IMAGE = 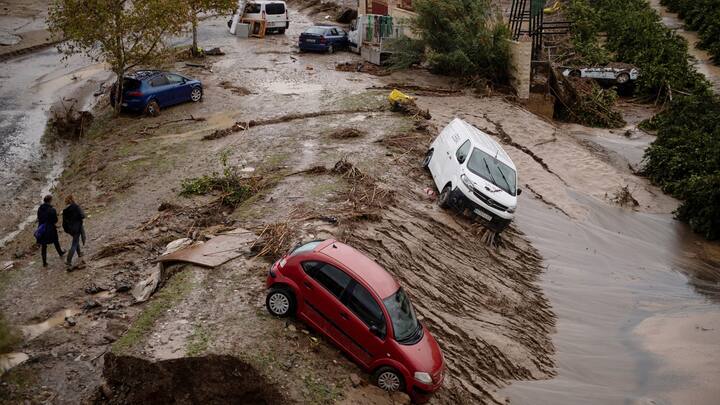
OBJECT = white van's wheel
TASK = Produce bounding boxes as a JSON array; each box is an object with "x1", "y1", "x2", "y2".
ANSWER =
[{"x1": 438, "y1": 185, "x2": 452, "y2": 209}]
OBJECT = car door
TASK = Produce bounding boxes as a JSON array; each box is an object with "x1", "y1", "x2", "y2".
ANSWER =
[
  {"x1": 166, "y1": 73, "x2": 189, "y2": 104},
  {"x1": 328, "y1": 28, "x2": 341, "y2": 46},
  {"x1": 338, "y1": 281, "x2": 388, "y2": 367},
  {"x1": 428, "y1": 127, "x2": 451, "y2": 189},
  {"x1": 148, "y1": 74, "x2": 173, "y2": 107},
  {"x1": 300, "y1": 261, "x2": 357, "y2": 353}
]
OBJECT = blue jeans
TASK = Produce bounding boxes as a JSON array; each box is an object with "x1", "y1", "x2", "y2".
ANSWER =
[{"x1": 66, "y1": 234, "x2": 83, "y2": 265}]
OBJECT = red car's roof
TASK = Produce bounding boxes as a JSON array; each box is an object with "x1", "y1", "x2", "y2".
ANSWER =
[{"x1": 317, "y1": 240, "x2": 400, "y2": 299}]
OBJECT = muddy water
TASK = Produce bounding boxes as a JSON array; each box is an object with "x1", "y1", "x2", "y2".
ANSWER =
[
  {"x1": 504, "y1": 194, "x2": 720, "y2": 404},
  {"x1": 648, "y1": 0, "x2": 720, "y2": 92},
  {"x1": 0, "y1": 47, "x2": 110, "y2": 247}
]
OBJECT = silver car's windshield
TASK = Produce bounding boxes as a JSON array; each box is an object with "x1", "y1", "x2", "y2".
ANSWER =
[{"x1": 467, "y1": 148, "x2": 517, "y2": 195}]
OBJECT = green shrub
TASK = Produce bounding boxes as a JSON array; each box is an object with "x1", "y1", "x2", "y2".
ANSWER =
[
  {"x1": 642, "y1": 92, "x2": 720, "y2": 239},
  {"x1": 661, "y1": 0, "x2": 720, "y2": 63},
  {"x1": 385, "y1": 36, "x2": 425, "y2": 71},
  {"x1": 180, "y1": 151, "x2": 254, "y2": 207},
  {"x1": 566, "y1": 0, "x2": 709, "y2": 97},
  {"x1": 411, "y1": 0, "x2": 511, "y2": 82}
]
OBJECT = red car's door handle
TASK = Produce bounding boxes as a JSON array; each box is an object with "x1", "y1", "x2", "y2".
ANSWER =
[
  {"x1": 339, "y1": 312, "x2": 348, "y2": 320},
  {"x1": 303, "y1": 281, "x2": 313, "y2": 289}
]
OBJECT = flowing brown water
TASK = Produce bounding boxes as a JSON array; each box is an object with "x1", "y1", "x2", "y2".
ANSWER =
[{"x1": 504, "y1": 193, "x2": 720, "y2": 404}]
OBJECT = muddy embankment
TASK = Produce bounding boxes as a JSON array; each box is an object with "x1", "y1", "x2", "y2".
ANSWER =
[{"x1": 401, "y1": 87, "x2": 720, "y2": 404}]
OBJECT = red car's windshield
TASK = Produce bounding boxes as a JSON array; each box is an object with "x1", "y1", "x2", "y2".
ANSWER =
[{"x1": 383, "y1": 287, "x2": 422, "y2": 344}]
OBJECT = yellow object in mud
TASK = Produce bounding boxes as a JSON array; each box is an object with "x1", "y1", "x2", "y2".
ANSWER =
[
  {"x1": 544, "y1": 1, "x2": 561, "y2": 14},
  {"x1": 388, "y1": 89, "x2": 413, "y2": 105}
]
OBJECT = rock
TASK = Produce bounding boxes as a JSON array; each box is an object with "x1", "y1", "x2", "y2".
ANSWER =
[
  {"x1": 163, "y1": 238, "x2": 193, "y2": 255},
  {"x1": 349, "y1": 373, "x2": 363, "y2": 387},
  {"x1": 114, "y1": 280, "x2": 132, "y2": 293},
  {"x1": 84, "y1": 284, "x2": 107, "y2": 294},
  {"x1": 1, "y1": 261, "x2": 13, "y2": 271},
  {"x1": 82, "y1": 299, "x2": 101, "y2": 310},
  {"x1": 65, "y1": 316, "x2": 77, "y2": 327},
  {"x1": 100, "y1": 382, "x2": 113, "y2": 400},
  {"x1": 131, "y1": 264, "x2": 162, "y2": 303},
  {"x1": 287, "y1": 324, "x2": 297, "y2": 332}
]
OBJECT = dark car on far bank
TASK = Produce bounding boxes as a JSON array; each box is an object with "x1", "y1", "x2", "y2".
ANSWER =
[
  {"x1": 298, "y1": 25, "x2": 348, "y2": 53},
  {"x1": 110, "y1": 70, "x2": 203, "y2": 116}
]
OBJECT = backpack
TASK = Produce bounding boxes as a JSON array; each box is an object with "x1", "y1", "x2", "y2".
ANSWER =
[{"x1": 34, "y1": 223, "x2": 47, "y2": 242}]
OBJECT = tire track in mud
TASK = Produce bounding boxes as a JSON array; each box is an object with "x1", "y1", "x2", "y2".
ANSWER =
[{"x1": 344, "y1": 185, "x2": 555, "y2": 403}]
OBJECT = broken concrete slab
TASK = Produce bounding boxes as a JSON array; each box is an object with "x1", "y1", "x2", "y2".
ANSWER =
[{"x1": 157, "y1": 229, "x2": 255, "y2": 268}]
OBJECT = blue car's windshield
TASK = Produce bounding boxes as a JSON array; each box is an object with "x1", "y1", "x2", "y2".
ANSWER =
[
  {"x1": 383, "y1": 288, "x2": 422, "y2": 344},
  {"x1": 467, "y1": 148, "x2": 517, "y2": 195}
]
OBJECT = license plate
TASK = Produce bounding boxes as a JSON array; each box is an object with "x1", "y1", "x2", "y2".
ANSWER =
[
  {"x1": 305, "y1": 39, "x2": 316, "y2": 43},
  {"x1": 474, "y1": 209, "x2": 492, "y2": 221}
]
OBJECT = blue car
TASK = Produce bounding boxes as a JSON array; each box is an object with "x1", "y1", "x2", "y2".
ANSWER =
[
  {"x1": 110, "y1": 70, "x2": 203, "y2": 116},
  {"x1": 298, "y1": 26, "x2": 348, "y2": 53}
]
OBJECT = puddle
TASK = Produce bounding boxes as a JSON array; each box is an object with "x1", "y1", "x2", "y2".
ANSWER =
[
  {"x1": 265, "y1": 81, "x2": 323, "y2": 95},
  {"x1": 102, "y1": 353, "x2": 288, "y2": 403},
  {"x1": 0, "y1": 352, "x2": 29, "y2": 374},
  {"x1": 504, "y1": 195, "x2": 720, "y2": 404},
  {"x1": 20, "y1": 308, "x2": 81, "y2": 341}
]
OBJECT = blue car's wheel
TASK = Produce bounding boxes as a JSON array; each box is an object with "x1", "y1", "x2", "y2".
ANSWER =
[
  {"x1": 327, "y1": 44, "x2": 334, "y2": 54},
  {"x1": 191, "y1": 87, "x2": 202, "y2": 102}
]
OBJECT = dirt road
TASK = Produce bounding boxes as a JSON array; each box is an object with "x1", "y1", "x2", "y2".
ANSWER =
[{"x1": 1, "y1": 2, "x2": 719, "y2": 405}]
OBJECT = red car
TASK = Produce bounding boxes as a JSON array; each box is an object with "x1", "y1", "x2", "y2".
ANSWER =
[{"x1": 266, "y1": 239, "x2": 444, "y2": 402}]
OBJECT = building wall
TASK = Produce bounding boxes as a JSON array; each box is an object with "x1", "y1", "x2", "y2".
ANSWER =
[{"x1": 508, "y1": 38, "x2": 532, "y2": 101}]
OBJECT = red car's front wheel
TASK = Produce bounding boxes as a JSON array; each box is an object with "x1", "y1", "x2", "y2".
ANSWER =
[{"x1": 266, "y1": 287, "x2": 296, "y2": 317}]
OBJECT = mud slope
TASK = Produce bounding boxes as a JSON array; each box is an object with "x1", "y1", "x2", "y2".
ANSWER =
[{"x1": 344, "y1": 155, "x2": 555, "y2": 403}]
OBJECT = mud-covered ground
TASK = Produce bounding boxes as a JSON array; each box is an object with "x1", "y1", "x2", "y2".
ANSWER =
[
  {"x1": 2, "y1": 2, "x2": 720, "y2": 405},
  {"x1": 0, "y1": 7, "x2": 556, "y2": 405}
]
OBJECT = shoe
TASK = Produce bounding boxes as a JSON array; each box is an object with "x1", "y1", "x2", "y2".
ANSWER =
[
  {"x1": 65, "y1": 262, "x2": 73, "y2": 272},
  {"x1": 43, "y1": 262, "x2": 48, "y2": 267},
  {"x1": 59, "y1": 250, "x2": 66, "y2": 257}
]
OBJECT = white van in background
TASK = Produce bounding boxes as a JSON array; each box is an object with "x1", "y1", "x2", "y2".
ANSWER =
[
  {"x1": 423, "y1": 118, "x2": 521, "y2": 232},
  {"x1": 229, "y1": 1, "x2": 289, "y2": 34}
]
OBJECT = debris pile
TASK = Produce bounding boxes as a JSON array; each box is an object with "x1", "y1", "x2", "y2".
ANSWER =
[
  {"x1": 388, "y1": 89, "x2": 431, "y2": 120},
  {"x1": 550, "y1": 70, "x2": 625, "y2": 128},
  {"x1": 49, "y1": 101, "x2": 94, "y2": 140},
  {"x1": 609, "y1": 185, "x2": 639, "y2": 207},
  {"x1": 335, "y1": 62, "x2": 389, "y2": 76},
  {"x1": 328, "y1": 127, "x2": 366, "y2": 139}
]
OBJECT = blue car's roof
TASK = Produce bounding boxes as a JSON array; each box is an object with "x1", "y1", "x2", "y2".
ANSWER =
[{"x1": 127, "y1": 70, "x2": 164, "y2": 81}]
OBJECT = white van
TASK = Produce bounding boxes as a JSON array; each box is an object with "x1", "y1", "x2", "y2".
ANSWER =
[
  {"x1": 423, "y1": 118, "x2": 521, "y2": 231},
  {"x1": 230, "y1": 1, "x2": 289, "y2": 34}
]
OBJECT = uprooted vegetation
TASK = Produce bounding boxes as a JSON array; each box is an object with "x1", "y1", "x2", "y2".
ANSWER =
[
  {"x1": 48, "y1": 101, "x2": 94, "y2": 140},
  {"x1": 180, "y1": 151, "x2": 269, "y2": 207},
  {"x1": 609, "y1": 185, "x2": 640, "y2": 207},
  {"x1": 551, "y1": 72, "x2": 625, "y2": 128},
  {"x1": 327, "y1": 127, "x2": 366, "y2": 139}
]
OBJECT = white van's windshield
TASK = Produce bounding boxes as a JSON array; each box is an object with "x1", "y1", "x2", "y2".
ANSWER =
[{"x1": 467, "y1": 148, "x2": 517, "y2": 196}]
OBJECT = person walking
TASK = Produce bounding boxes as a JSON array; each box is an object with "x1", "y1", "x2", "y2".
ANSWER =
[
  {"x1": 62, "y1": 195, "x2": 86, "y2": 270},
  {"x1": 35, "y1": 195, "x2": 65, "y2": 267}
]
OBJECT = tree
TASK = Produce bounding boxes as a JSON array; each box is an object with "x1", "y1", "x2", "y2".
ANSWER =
[
  {"x1": 48, "y1": 0, "x2": 189, "y2": 115},
  {"x1": 411, "y1": 0, "x2": 511, "y2": 82},
  {"x1": 185, "y1": 0, "x2": 236, "y2": 56}
]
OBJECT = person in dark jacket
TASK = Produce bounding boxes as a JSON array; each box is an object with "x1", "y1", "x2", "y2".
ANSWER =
[
  {"x1": 36, "y1": 195, "x2": 65, "y2": 267},
  {"x1": 62, "y1": 194, "x2": 86, "y2": 270}
]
